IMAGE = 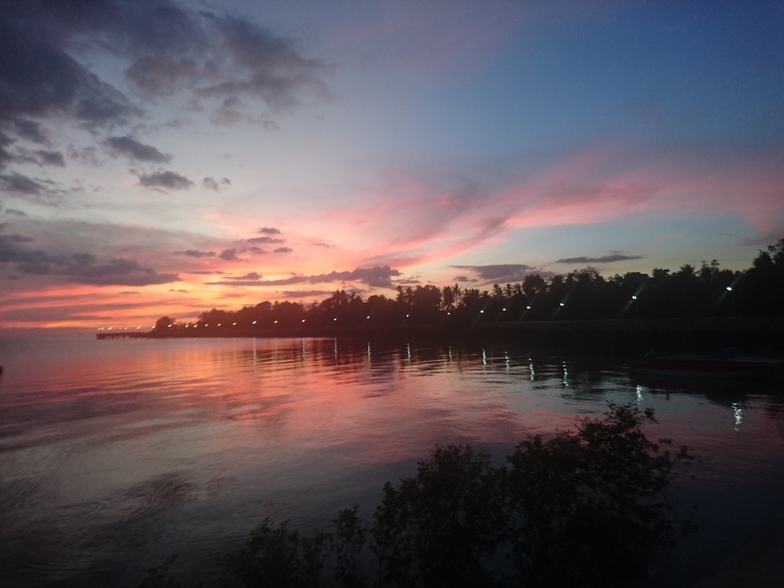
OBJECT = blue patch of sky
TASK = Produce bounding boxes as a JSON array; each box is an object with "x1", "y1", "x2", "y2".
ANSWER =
[
  {"x1": 403, "y1": 2, "x2": 783, "y2": 169},
  {"x1": 501, "y1": 209, "x2": 753, "y2": 274}
]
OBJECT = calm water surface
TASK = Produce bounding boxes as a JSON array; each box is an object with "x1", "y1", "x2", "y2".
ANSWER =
[{"x1": 1, "y1": 334, "x2": 783, "y2": 587}]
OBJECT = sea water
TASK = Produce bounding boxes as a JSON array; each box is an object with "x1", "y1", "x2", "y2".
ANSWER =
[{"x1": 1, "y1": 334, "x2": 782, "y2": 586}]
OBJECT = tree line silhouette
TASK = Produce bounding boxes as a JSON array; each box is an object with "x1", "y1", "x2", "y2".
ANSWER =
[{"x1": 154, "y1": 238, "x2": 784, "y2": 334}]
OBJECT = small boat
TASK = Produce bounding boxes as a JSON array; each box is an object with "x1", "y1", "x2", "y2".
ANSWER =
[{"x1": 635, "y1": 348, "x2": 784, "y2": 380}]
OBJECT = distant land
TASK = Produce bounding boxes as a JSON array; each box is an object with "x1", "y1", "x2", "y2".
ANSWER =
[{"x1": 93, "y1": 238, "x2": 783, "y2": 351}]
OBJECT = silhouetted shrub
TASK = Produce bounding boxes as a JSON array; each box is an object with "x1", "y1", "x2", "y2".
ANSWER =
[
  {"x1": 220, "y1": 518, "x2": 324, "y2": 588},
  {"x1": 372, "y1": 445, "x2": 506, "y2": 588},
  {"x1": 134, "y1": 404, "x2": 693, "y2": 588},
  {"x1": 504, "y1": 403, "x2": 692, "y2": 587}
]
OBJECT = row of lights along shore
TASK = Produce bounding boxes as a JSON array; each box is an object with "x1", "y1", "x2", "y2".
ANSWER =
[
  {"x1": 97, "y1": 303, "x2": 552, "y2": 331},
  {"x1": 97, "y1": 289, "x2": 737, "y2": 331}
]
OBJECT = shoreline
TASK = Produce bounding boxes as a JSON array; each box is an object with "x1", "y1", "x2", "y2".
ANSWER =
[{"x1": 95, "y1": 316, "x2": 784, "y2": 353}]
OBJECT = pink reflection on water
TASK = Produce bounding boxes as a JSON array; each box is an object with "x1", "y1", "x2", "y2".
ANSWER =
[{"x1": 1, "y1": 335, "x2": 783, "y2": 587}]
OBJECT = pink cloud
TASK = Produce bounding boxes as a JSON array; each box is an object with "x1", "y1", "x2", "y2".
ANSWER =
[{"x1": 256, "y1": 145, "x2": 783, "y2": 284}]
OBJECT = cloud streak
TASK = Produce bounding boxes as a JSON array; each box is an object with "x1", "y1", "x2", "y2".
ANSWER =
[
  {"x1": 451, "y1": 264, "x2": 552, "y2": 284},
  {"x1": 105, "y1": 136, "x2": 171, "y2": 163},
  {"x1": 137, "y1": 170, "x2": 194, "y2": 190},
  {"x1": 209, "y1": 266, "x2": 401, "y2": 288},
  {"x1": 555, "y1": 254, "x2": 643, "y2": 264},
  {"x1": 0, "y1": 229, "x2": 179, "y2": 286}
]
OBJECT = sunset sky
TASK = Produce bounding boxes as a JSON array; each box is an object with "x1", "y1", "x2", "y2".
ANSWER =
[{"x1": 1, "y1": 0, "x2": 782, "y2": 330}]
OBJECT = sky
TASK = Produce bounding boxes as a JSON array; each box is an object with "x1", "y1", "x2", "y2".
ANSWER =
[{"x1": 1, "y1": 0, "x2": 782, "y2": 330}]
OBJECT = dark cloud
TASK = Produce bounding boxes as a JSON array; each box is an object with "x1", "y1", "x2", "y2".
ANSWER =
[
  {"x1": 451, "y1": 264, "x2": 552, "y2": 283},
  {"x1": 176, "y1": 249, "x2": 216, "y2": 258},
  {"x1": 248, "y1": 246, "x2": 267, "y2": 255},
  {"x1": 219, "y1": 248, "x2": 239, "y2": 261},
  {"x1": 258, "y1": 227, "x2": 281, "y2": 235},
  {"x1": 4, "y1": 208, "x2": 27, "y2": 217},
  {"x1": 0, "y1": 229, "x2": 179, "y2": 286},
  {"x1": 280, "y1": 289, "x2": 334, "y2": 299},
  {"x1": 0, "y1": 0, "x2": 329, "y2": 179},
  {"x1": 207, "y1": 271, "x2": 262, "y2": 286},
  {"x1": 0, "y1": 173, "x2": 62, "y2": 204},
  {"x1": 0, "y1": 147, "x2": 11, "y2": 168},
  {"x1": 0, "y1": 147, "x2": 65, "y2": 168},
  {"x1": 7, "y1": 118, "x2": 47, "y2": 143},
  {"x1": 273, "y1": 246, "x2": 293, "y2": 253},
  {"x1": 105, "y1": 136, "x2": 171, "y2": 163},
  {"x1": 66, "y1": 145, "x2": 101, "y2": 166},
  {"x1": 34, "y1": 150, "x2": 65, "y2": 166},
  {"x1": 137, "y1": 170, "x2": 194, "y2": 190},
  {"x1": 0, "y1": 173, "x2": 47, "y2": 195},
  {"x1": 196, "y1": 13, "x2": 329, "y2": 111},
  {"x1": 246, "y1": 236, "x2": 284, "y2": 244},
  {"x1": 555, "y1": 254, "x2": 643, "y2": 264},
  {"x1": 202, "y1": 176, "x2": 231, "y2": 191},
  {"x1": 454, "y1": 275, "x2": 470, "y2": 283},
  {"x1": 209, "y1": 265, "x2": 401, "y2": 288},
  {"x1": 68, "y1": 256, "x2": 179, "y2": 286},
  {"x1": 0, "y1": 4, "x2": 136, "y2": 129}
]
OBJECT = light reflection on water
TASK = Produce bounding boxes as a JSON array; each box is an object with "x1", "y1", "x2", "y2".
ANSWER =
[{"x1": 0, "y1": 334, "x2": 782, "y2": 587}]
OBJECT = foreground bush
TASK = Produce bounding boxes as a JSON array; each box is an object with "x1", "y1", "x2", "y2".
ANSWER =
[{"x1": 137, "y1": 404, "x2": 693, "y2": 588}]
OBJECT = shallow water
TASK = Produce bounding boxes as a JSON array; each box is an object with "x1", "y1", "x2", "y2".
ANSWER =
[{"x1": 1, "y1": 334, "x2": 782, "y2": 587}]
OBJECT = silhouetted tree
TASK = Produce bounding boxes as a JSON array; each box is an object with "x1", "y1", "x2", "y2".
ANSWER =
[
  {"x1": 154, "y1": 316, "x2": 175, "y2": 333},
  {"x1": 151, "y1": 237, "x2": 784, "y2": 332}
]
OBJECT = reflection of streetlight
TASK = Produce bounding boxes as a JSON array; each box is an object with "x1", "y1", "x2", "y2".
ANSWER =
[{"x1": 726, "y1": 286, "x2": 735, "y2": 316}]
